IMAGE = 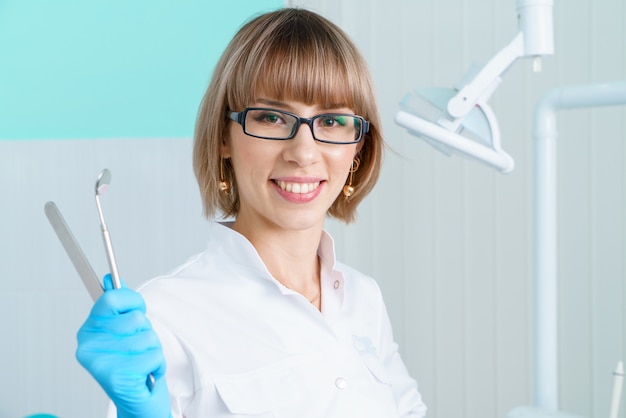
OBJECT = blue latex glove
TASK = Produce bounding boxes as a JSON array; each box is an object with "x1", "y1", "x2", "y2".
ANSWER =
[{"x1": 76, "y1": 274, "x2": 172, "y2": 418}]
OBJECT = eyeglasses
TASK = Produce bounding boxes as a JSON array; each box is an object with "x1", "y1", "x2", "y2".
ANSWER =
[{"x1": 228, "y1": 107, "x2": 369, "y2": 144}]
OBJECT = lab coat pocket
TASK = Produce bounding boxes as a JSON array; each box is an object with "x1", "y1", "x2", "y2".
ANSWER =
[
  {"x1": 212, "y1": 361, "x2": 305, "y2": 417},
  {"x1": 353, "y1": 335, "x2": 391, "y2": 386}
]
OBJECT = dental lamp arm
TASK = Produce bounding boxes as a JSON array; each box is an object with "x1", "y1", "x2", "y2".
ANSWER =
[
  {"x1": 448, "y1": 33, "x2": 524, "y2": 119},
  {"x1": 448, "y1": 0, "x2": 554, "y2": 119}
]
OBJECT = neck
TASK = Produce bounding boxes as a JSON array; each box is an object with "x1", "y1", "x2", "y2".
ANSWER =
[{"x1": 232, "y1": 220, "x2": 323, "y2": 307}]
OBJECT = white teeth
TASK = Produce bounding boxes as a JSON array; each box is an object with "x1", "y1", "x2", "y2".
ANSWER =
[{"x1": 276, "y1": 180, "x2": 320, "y2": 194}]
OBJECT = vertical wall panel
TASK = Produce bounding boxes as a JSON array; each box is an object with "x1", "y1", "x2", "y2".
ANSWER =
[
  {"x1": 369, "y1": 0, "x2": 410, "y2": 355},
  {"x1": 397, "y1": 0, "x2": 438, "y2": 411},
  {"x1": 554, "y1": 28, "x2": 593, "y2": 415},
  {"x1": 493, "y1": 3, "x2": 535, "y2": 416},
  {"x1": 555, "y1": 2, "x2": 595, "y2": 411},
  {"x1": 589, "y1": 1, "x2": 626, "y2": 417},
  {"x1": 432, "y1": 3, "x2": 467, "y2": 417},
  {"x1": 623, "y1": 6, "x2": 626, "y2": 418},
  {"x1": 464, "y1": 2, "x2": 497, "y2": 417}
]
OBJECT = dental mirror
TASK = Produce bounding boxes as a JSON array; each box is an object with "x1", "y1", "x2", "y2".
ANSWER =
[{"x1": 95, "y1": 168, "x2": 121, "y2": 289}]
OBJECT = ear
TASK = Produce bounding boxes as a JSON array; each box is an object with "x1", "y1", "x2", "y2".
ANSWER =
[{"x1": 355, "y1": 139, "x2": 364, "y2": 156}]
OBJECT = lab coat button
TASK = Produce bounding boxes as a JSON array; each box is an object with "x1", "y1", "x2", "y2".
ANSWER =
[
  {"x1": 333, "y1": 280, "x2": 340, "y2": 289},
  {"x1": 335, "y1": 377, "x2": 347, "y2": 389}
]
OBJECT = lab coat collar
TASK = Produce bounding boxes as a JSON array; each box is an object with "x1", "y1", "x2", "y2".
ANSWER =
[
  {"x1": 205, "y1": 221, "x2": 344, "y2": 312},
  {"x1": 318, "y1": 229, "x2": 337, "y2": 271}
]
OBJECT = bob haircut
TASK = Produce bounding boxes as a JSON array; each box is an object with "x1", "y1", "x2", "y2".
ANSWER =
[{"x1": 193, "y1": 8, "x2": 384, "y2": 223}]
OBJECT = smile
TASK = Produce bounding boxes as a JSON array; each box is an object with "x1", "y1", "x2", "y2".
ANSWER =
[{"x1": 274, "y1": 180, "x2": 321, "y2": 194}]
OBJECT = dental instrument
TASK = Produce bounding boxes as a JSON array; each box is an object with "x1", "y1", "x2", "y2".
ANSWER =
[
  {"x1": 395, "y1": 0, "x2": 554, "y2": 173},
  {"x1": 44, "y1": 201, "x2": 104, "y2": 301},
  {"x1": 95, "y1": 168, "x2": 156, "y2": 389},
  {"x1": 609, "y1": 361, "x2": 623, "y2": 418},
  {"x1": 95, "y1": 168, "x2": 121, "y2": 289},
  {"x1": 46, "y1": 171, "x2": 157, "y2": 391}
]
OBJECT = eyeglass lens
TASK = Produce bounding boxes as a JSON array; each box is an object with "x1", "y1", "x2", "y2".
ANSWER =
[{"x1": 244, "y1": 109, "x2": 362, "y2": 143}]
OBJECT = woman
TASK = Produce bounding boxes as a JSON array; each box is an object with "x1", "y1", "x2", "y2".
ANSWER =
[{"x1": 76, "y1": 8, "x2": 427, "y2": 418}]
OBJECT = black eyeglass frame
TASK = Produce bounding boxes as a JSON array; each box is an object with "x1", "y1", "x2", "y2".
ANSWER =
[{"x1": 228, "y1": 107, "x2": 370, "y2": 145}]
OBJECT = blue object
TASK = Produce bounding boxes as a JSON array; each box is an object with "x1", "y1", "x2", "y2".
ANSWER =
[
  {"x1": 76, "y1": 275, "x2": 171, "y2": 418},
  {"x1": 24, "y1": 415, "x2": 59, "y2": 418}
]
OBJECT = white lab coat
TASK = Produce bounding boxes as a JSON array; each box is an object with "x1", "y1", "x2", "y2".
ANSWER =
[{"x1": 108, "y1": 221, "x2": 426, "y2": 417}]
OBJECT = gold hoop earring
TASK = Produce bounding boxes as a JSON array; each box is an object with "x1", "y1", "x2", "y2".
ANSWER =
[
  {"x1": 343, "y1": 157, "x2": 360, "y2": 200},
  {"x1": 219, "y1": 158, "x2": 231, "y2": 194}
]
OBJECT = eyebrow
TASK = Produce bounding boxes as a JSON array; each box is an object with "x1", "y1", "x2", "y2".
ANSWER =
[
  {"x1": 255, "y1": 98, "x2": 349, "y2": 111},
  {"x1": 257, "y1": 98, "x2": 287, "y2": 107}
]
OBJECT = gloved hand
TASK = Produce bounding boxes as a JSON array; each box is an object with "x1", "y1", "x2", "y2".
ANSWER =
[{"x1": 76, "y1": 274, "x2": 172, "y2": 418}]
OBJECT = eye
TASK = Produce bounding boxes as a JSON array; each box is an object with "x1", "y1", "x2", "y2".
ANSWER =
[
  {"x1": 319, "y1": 115, "x2": 347, "y2": 128},
  {"x1": 261, "y1": 113, "x2": 281, "y2": 124},
  {"x1": 249, "y1": 110, "x2": 287, "y2": 125}
]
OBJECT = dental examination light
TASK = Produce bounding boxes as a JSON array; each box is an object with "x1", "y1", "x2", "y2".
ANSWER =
[{"x1": 395, "y1": 0, "x2": 554, "y2": 173}]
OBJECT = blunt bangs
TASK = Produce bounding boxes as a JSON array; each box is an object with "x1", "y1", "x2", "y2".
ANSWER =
[{"x1": 226, "y1": 9, "x2": 367, "y2": 114}]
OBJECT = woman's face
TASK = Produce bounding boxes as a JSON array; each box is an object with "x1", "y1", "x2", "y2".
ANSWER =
[{"x1": 223, "y1": 98, "x2": 361, "y2": 234}]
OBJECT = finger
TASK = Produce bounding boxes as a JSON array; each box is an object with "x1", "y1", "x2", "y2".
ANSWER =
[
  {"x1": 102, "y1": 273, "x2": 130, "y2": 291},
  {"x1": 79, "y1": 328, "x2": 162, "y2": 354},
  {"x1": 76, "y1": 332, "x2": 165, "y2": 374},
  {"x1": 106, "y1": 348, "x2": 166, "y2": 388},
  {"x1": 91, "y1": 287, "x2": 146, "y2": 317},
  {"x1": 149, "y1": 370, "x2": 170, "y2": 398},
  {"x1": 80, "y1": 308, "x2": 154, "y2": 336},
  {"x1": 150, "y1": 352, "x2": 167, "y2": 381},
  {"x1": 110, "y1": 366, "x2": 164, "y2": 406}
]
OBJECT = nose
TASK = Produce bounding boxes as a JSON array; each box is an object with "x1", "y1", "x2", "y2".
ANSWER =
[{"x1": 281, "y1": 122, "x2": 320, "y2": 167}]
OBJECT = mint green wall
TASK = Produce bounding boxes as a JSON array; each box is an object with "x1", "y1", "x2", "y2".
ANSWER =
[{"x1": 0, "y1": 1, "x2": 284, "y2": 139}]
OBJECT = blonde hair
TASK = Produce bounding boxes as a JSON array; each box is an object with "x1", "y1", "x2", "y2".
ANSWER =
[{"x1": 193, "y1": 8, "x2": 384, "y2": 222}]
